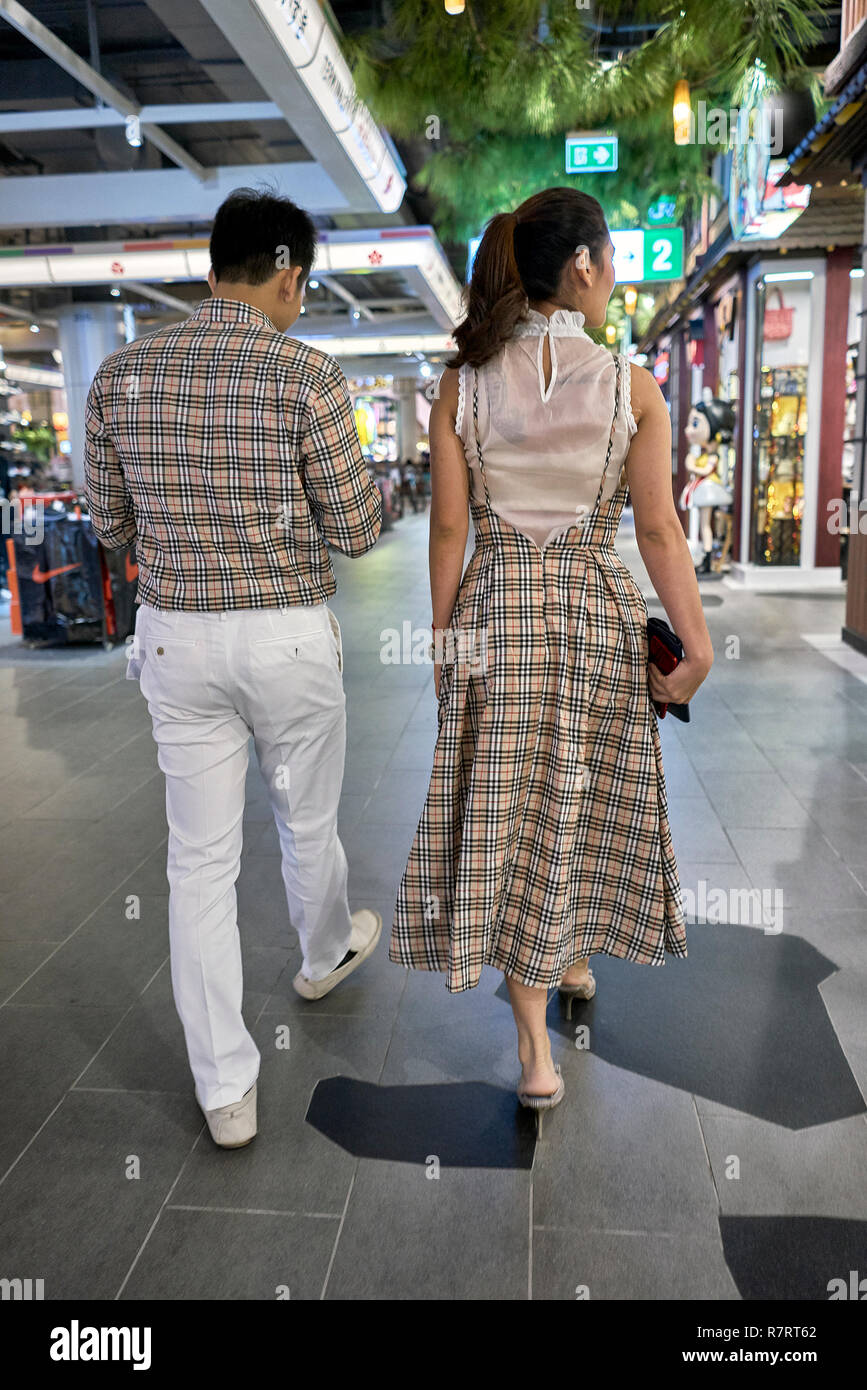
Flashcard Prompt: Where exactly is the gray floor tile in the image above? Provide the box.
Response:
[667,797,739,862]
[532,1228,739,1300]
[531,1060,720,1236]
[7,892,169,1008]
[324,1161,530,1299]
[0,1089,196,1299]
[781,909,867,971]
[0,940,58,1000]
[698,1112,867,1217]
[120,1207,339,1300]
[75,964,263,1096]
[0,1004,125,1177]
[703,771,813,829]
[168,1013,393,1215]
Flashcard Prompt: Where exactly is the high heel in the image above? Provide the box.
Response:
[517,1064,565,1139]
[558,968,596,1021]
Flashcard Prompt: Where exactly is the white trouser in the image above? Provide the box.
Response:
[132,600,352,1112]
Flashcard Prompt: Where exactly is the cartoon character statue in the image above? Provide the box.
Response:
[680,394,736,574]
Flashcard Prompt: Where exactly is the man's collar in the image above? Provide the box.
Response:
[192,297,276,331]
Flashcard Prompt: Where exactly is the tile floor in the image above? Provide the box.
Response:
[0,509,865,1300]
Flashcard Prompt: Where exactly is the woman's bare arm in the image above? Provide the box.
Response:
[428,368,470,691]
[626,363,714,704]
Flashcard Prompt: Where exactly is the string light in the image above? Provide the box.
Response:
[673,79,691,145]
[444,0,465,13]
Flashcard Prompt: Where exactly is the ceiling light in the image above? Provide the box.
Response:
[29,323,40,333]
[125,115,142,148]
[308,279,320,290]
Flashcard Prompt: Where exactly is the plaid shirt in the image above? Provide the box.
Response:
[83,297,382,610]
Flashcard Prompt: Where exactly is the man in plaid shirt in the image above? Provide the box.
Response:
[84,188,383,1148]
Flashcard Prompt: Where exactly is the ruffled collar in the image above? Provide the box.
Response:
[513,307,587,339]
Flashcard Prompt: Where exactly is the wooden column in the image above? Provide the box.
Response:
[816,247,854,567]
[844,180,867,652]
[731,276,748,565]
[702,299,719,395]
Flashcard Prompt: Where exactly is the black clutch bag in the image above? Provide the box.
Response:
[647,616,691,723]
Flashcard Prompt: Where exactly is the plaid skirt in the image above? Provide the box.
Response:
[389,483,688,993]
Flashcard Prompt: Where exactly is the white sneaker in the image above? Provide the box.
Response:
[293,909,382,1000]
[198,1081,257,1148]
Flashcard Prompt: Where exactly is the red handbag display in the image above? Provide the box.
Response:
[763,288,794,342]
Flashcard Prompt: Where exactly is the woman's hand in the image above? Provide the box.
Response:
[648,652,713,708]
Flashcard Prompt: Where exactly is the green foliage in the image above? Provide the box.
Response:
[11,424,55,464]
[342,0,825,242]
[417,109,719,242]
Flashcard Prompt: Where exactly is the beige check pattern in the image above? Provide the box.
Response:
[391,357,687,992]
[84,297,382,610]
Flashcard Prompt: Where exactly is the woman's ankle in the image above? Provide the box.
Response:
[518,1037,554,1071]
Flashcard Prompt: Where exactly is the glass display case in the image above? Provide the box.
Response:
[750,278,810,566]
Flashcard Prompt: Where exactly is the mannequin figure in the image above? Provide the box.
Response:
[680,396,736,574]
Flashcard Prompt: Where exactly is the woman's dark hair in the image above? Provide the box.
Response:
[450,187,610,369]
[210,187,317,286]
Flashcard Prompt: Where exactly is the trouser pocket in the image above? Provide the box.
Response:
[326,607,343,673]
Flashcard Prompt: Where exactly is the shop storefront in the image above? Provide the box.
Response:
[782,20,867,651]
[730,253,860,585]
[641,120,863,587]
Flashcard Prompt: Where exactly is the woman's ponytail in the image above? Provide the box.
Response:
[449,187,609,371]
[449,211,528,369]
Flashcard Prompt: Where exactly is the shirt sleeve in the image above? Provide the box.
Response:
[83,371,137,550]
[298,360,382,556]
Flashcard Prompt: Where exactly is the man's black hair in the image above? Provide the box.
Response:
[210,187,317,286]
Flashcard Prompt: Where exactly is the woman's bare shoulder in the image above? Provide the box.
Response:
[628,362,666,424]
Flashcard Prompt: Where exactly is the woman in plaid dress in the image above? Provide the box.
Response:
[390,189,714,1115]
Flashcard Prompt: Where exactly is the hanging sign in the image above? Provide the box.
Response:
[566,133,619,173]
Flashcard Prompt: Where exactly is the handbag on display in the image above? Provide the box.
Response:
[763,288,794,342]
[647,616,691,723]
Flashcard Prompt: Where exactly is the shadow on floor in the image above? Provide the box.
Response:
[306,1076,537,1168]
[494,923,865,1130]
[720,1215,867,1299]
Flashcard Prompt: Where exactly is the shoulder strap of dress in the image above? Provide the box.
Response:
[591,353,622,512]
[471,366,491,504]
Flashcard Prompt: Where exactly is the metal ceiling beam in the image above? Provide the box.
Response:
[0,298,57,326]
[0,102,284,135]
[197,0,405,215]
[316,274,377,323]
[0,0,210,181]
[122,281,193,314]
[0,161,349,227]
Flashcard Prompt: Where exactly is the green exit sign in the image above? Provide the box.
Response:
[611,228,684,282]
[565,133,618,174]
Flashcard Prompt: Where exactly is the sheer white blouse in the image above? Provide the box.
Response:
[438,308,637,549]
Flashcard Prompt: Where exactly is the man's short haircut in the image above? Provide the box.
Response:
[210,186,318,286]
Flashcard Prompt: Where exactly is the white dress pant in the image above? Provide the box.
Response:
[132,600,352,1112]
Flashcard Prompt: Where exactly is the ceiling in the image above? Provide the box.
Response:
[0,0,458,361]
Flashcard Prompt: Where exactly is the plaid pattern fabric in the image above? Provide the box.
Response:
[390,355,687,993]
[83,297,381,610]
